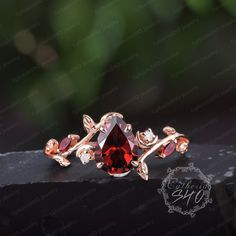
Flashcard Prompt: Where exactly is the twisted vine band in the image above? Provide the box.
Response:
[44,112,189,181]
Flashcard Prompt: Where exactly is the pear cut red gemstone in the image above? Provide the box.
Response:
[59,137,71,152]
[95,116,138,175]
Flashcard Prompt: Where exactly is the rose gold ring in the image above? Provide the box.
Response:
[44,112,189,181]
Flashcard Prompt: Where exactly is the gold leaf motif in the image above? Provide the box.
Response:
[163,126,176,135]
[137,162,148,181]
[53,155,71,167]
[83,114,95,133]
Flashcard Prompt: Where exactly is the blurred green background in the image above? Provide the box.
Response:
[0,0,235,152]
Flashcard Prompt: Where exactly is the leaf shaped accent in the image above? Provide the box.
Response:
[44,139,59,157]
[137,162,149,181]
[53,155,71,167]
[163,126,176,135]
[83,114,95,133]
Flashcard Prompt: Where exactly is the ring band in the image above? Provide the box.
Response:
[44,112,189,181]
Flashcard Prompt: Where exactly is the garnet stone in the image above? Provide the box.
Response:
[158,140,176,158]
[59,137,71,152]
[95,116,138,175]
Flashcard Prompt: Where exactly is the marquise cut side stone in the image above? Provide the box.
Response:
[158,140,176,157]
[59,137,71,152]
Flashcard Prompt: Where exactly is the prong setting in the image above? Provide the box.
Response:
[99,126,106,133]
[96,162,104,169]
[137,162,148,181]
[136,129,158,149]
[131,160,139,167]
[76,144,94,165]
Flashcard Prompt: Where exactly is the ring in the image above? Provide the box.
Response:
[44,112,189,181]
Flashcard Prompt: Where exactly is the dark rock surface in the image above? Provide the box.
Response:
[0,144,235,235]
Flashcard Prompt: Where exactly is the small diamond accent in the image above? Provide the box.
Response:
[80,153,91,164]
[144,129,155,142]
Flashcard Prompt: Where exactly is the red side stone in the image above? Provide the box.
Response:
[59,137,71,152]
[158,140,176,157]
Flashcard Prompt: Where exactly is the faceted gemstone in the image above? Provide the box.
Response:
[80,153,91,164]
[59,137,71,152]
[143,129,155,142]
[158,140,176,158]
[95,116,138,175]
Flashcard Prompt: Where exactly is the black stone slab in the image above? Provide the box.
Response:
[0,144,236,236]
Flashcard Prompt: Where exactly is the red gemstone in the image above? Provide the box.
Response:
[95,116,138,175]
[158,140,176,157]
[59,137,71,152]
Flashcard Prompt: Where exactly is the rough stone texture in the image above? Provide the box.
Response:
[0,144,235,235]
